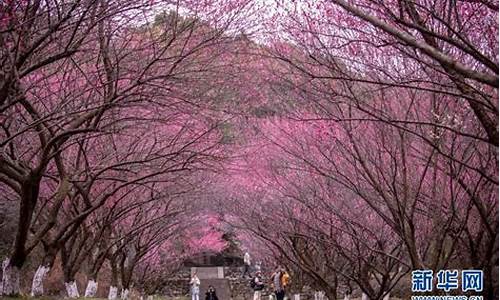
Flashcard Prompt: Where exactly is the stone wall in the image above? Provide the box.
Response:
[224,266,319,300]
[155,268,191,297]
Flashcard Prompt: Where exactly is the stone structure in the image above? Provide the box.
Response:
[184,251,244,267]
[156,249,403,300]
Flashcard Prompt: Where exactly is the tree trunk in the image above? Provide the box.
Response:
[108,286,119,300]
[30,265,51,296]
[324,288,337,300]
[121,288,130,299]
[65,280,80,298]
[314,291,325,300]
[2,178,41,296]
[84,279,98,297]
[475,259,494,300]
[85,255,106,298]
[1,259,21,296]
[10,177,41,273]
[325,274,338,300]
[108,257,120,300]
[119,253,136,300]
[63,255,81,298]
[31,248,58,297]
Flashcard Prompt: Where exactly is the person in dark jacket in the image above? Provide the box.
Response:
[205,285,218,300]
[252,271,265,300]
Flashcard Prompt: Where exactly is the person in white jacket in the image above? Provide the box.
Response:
[190,272,201,300]
[242,252,251,278]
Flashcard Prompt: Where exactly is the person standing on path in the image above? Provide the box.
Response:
[255,260,262,272]
[272,266,285,300]
[205,285,219,300]
[242,251,251,278]
[190,272,201,300]
[252,271,265,300]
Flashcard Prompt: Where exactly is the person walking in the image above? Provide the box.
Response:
[255,261,262,272]
[205,285,219,300]
[252,271,265,300]
[242,251,251,278]
[272,266,285,300]
[190,272,201,300]
[281,267,290,290]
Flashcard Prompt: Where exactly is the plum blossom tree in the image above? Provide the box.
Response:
[238,1,498,297]
[269,0,497,144]
[209,96,497,298]
[0,0,261,296]
[132,216,228,297]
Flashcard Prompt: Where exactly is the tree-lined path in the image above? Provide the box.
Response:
[0,0,497,299]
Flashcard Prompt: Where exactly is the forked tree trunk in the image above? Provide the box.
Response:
[1,259,20,296]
